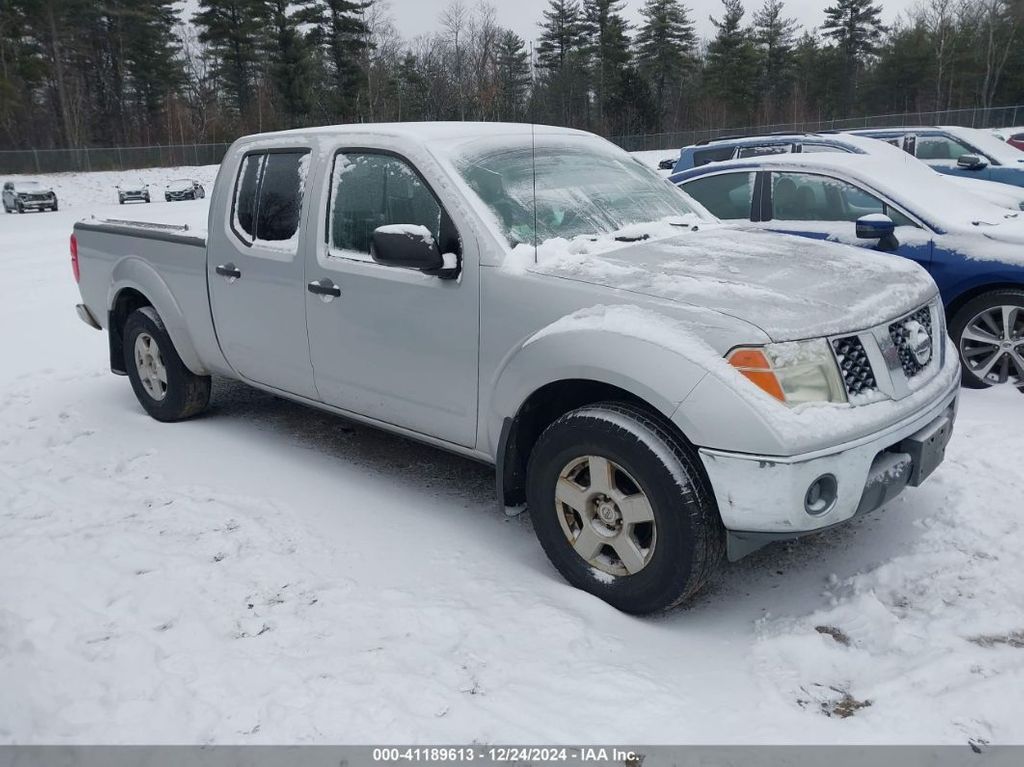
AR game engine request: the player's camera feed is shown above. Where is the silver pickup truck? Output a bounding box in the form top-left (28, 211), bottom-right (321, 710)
top-left (72, 123), bottom-right (960, 613)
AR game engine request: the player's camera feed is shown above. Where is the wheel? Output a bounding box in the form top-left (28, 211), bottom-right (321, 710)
top-left (51, 202), bottom-right (58, 211)
top-left (949, 290), bottom-right (1024, 388)
top-left (119, 197), bottom-right (124, 205)
top-left (16, 201), bottom-right (24, 213)
top-left (525, 402), bottom-right (724, 614)
top-left (144, 195), bottom-right (150, 203)
top-left (123, 307), bottom-right (211, 422)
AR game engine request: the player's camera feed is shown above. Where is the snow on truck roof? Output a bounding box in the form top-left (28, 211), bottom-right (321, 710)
top-left (237, 122), bottom-right (592, 148)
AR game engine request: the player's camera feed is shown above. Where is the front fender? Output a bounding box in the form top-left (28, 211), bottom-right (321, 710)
top-left (108, 257), bottom-right (207, 375)
top-left (486, 306), bottom-right (733, 454)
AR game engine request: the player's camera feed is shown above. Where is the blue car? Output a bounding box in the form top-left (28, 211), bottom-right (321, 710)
top-left (671, 152), bottom-right (1024, 389)
top-left (848, 126), bottom-right (1024, 188)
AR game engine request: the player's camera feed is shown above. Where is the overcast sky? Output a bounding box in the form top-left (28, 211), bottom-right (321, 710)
top-left (378, 0), bottom-right (920, 44)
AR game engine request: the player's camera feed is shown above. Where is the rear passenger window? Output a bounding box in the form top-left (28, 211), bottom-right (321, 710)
top-left (231, 150), bottom-right (309, 251)
top-left (328, 152), bottom-right (446, 261)
top-left (692, 146), bottom-right (736, 167)
top-left (681, 173), bottom-right (754, 220)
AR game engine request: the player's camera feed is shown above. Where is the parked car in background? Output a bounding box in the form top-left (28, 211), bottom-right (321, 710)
top-left (849, 126), bottom-right (1024, 188)
top-left (117, 181), bottom-right (151, 204)
top-left (672, 152), bottom-right (1024, 390)
top-left (164, 179), bottom-right (205, 202)
top-left (2, 180), bottom-right (58, 213)
top-left (71, 122), bottom-right (960, 613)
top-left (668, 132), bottom-right (1024, 211)
top-left (1006, 132), bottom-right (1024, 152)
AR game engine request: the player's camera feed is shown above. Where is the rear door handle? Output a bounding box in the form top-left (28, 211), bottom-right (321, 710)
top-left (215, 263), bottom-right (241, 281)
top-left (307, 278), bottom-right (341, 299)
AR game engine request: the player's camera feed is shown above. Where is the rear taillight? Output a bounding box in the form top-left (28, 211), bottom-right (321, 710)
top-left (70, 233), bottom-right (80, 283)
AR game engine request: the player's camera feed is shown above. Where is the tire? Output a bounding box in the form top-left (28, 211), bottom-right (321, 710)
top-left (949, 289), bottom-right (1024, 389)
top-left (525, 402), bottom-right (724, 614)
top-left (119, 197), bottom-right (124, 205)
top-left (16, 202), bottom-right (24, 213)
top-left (51, 203), bottom-right (58, 211)
top-left (123, 307), bottom-right (211, 422)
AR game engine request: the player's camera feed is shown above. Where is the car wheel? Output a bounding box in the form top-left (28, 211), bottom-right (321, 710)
top-left (123, 307), bottom-right (212, 422)
top-left (16, 201), bottom-right (24, 213)
top-left (51, 203), bottom-right (58, 211)
top-left (525, 402), bottom-right (724, 614)
top-left (950, 289), bottom-right (1024, 388)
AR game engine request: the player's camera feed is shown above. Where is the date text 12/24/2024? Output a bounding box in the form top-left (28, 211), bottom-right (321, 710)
top-left (372, 747), bottom-right (643, 763)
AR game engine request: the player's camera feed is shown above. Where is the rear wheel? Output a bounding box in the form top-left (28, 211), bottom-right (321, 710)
top-left (123, 307), bottom-right (211, 422)
top-left (950, 290), bottom-right (1024, 388)
top-left (525, 402), bottom-right (724, 614)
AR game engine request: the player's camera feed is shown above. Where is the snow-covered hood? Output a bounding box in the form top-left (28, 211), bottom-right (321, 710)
top-left (512, 226), bottom-right (938, 342)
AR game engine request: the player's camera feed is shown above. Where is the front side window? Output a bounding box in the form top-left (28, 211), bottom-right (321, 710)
top-left (231, 150), bottom-right (309, 250)
top-left (916, 135), bottom-right (973, 162)
top-left (329, 152), bottom-right (445, 260)
top-left (681, 172), bottom-right (755, 220)
top-left (771, 172), bottom-right (916, 227)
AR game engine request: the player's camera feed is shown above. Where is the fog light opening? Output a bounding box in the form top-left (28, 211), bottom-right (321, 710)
top-left (805, 474), bottom-right (838, 516)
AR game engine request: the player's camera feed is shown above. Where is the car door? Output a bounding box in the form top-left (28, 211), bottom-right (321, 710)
top-left (304, 148), bottom-right (479, 448)
top-left (755, 170), bottom-right (934, 271)
top-left (677, 171), bottom-right (758, 222)
top-left (208, 147), bottom-right (318, 399)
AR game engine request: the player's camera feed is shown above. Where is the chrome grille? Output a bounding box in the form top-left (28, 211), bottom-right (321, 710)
top-left (832, 335), bottom-right (878, 396)
top-left (888, 306), bottom-right (933, 379)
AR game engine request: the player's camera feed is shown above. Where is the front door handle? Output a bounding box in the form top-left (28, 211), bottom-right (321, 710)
top-left (307, 278), bottom-right (341, 299)
top-left (215, 263), bottom-right (241, 281)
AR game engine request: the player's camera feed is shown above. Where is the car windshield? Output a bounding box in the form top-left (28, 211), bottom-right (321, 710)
top-left (167, 180), bottom-right (192, 190)
top-left (447, 136), bottom-right (707, 246)
top-left (18, 182), bottom-right (45, 191)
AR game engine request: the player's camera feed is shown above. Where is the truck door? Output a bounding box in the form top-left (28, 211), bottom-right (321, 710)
top-left (208, 148), bottom-right (318, 399)
top-left (304, 149), bottom-right (480, 448)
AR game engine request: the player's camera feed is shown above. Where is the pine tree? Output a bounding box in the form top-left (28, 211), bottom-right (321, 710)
top-left (307, 0), bottom-right (370, 120)
top-left (821, 0), bottom-right (886, 109)
top-left (635, 0), bottom-right (696, 127)
top-left (194, 0), bottom-right (269, 116)
top-left (264, 0), bottom-right (318, 126)
top-left (536, 0), bottom-right (588, 126)
top-left (494, 30), bottom-right (531, 121)
top-left (752, 0), bottom-right (799, 121)
top-left (581, 0), bottom-right (632, 131)
top-left (705, 0), bottom-right (759, 125)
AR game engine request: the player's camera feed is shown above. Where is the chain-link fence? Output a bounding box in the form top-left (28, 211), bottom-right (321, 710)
top-left (2, 104), bottom-right (1023, 174)
top-left (0, 142), bottom-right (231, 175)
top-left (609, 104), bottom-right (1024, 152)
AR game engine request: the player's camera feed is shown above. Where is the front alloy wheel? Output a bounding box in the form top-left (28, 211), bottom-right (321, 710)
top-left (555, 455), bottom-right (656, 576)
top-left (959, 303), bottom-right (1024, 386)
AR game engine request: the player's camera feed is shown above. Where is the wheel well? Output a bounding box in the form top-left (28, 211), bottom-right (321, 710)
top-left (945, 283), bottom-right (1022, 322)
top-left (109, 288), bottom-right (152, 374)
top-left (498, 379), bottom-right (687, 507)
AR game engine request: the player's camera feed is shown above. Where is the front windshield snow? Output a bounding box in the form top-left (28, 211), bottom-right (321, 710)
top-left (452, 139), bottom-right (706, 246)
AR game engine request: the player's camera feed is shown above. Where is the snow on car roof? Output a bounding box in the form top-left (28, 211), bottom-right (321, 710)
top-left (678, 151), bottom-right (1014, 232)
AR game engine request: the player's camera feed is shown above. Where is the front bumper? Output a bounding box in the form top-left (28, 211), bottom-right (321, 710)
top-left (17, 197), bottom-right (55, 209)
top-left (700, 375), bottom-right (960, 560)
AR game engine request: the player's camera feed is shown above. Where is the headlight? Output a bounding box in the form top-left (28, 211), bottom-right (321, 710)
top-left (727, 339), bottom-right (847, 405)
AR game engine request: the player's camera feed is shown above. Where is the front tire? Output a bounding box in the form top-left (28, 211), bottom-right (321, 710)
top-left (123, 307), bottom-right (211, 422)
top-left (949, 290), bottom-right (1024, 388)
top-left (526, 402), bottom-right (724, 614)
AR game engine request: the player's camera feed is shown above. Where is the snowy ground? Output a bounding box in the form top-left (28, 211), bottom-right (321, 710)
top-left (1, 167), bottom-right (1023, 746)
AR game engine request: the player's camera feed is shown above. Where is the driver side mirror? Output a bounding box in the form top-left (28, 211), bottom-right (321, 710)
top-left (957, 154), bottom-right (988, 171)
top-left (371, 225), bottom-right (447, 274)
top-left (856, 214), bottom-right (899, 252)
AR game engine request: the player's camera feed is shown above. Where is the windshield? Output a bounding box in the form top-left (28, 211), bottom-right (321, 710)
top-left (449, 137), bottom-right (707, 246)
top-left (168, 179), bottom-right (192, 190)
top-left (18, 182), bottom-right (45, 191)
